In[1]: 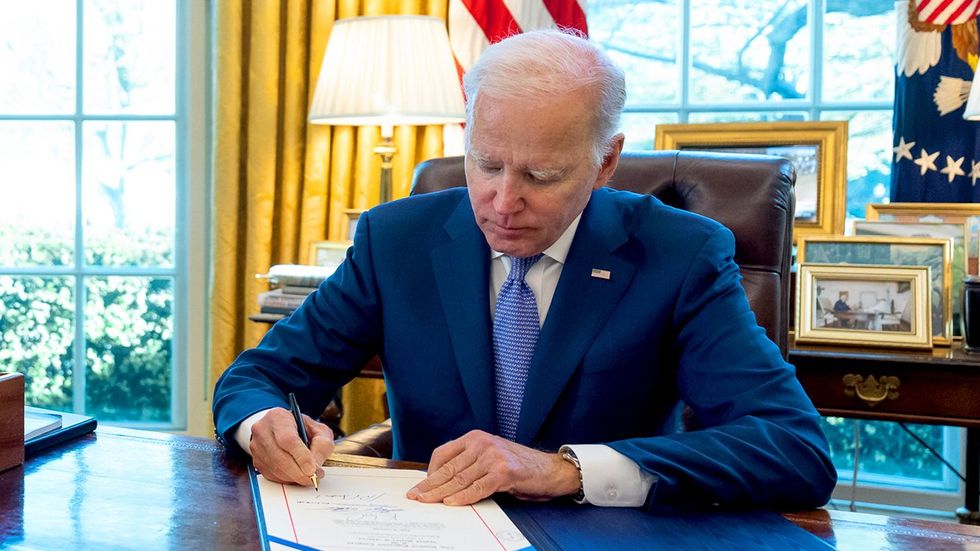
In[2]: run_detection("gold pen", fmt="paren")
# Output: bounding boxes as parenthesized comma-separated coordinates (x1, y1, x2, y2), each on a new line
(288, 392, 319, 492)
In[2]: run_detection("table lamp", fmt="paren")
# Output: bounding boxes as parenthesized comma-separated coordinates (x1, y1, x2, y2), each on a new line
(308, 15, 466, 203)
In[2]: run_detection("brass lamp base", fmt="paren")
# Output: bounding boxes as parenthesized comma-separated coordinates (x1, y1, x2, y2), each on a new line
(374, 136, 396, 204)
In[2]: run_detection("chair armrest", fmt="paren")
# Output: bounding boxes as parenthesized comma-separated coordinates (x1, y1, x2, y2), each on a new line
(332, 419, 393, 458)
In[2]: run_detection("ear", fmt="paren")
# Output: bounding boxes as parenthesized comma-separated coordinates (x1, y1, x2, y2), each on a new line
(593, 133, 625, 190)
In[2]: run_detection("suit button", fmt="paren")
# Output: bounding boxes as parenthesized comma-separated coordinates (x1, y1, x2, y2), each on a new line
(607, 489, 618, 499)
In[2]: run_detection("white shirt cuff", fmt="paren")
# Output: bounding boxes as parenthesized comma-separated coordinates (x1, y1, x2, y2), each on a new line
(233, 409, 271, 456)
(564, 444, 656, 507)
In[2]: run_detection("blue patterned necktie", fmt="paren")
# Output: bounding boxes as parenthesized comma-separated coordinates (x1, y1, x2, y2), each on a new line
(493, 254, 543, 441)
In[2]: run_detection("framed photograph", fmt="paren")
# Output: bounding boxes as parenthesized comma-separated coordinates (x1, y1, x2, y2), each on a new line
(852, 220, 968, 338)
(797, 235, 953, 345)
(342, 209, 366, 241)
(866, 202, 980, 275)
(796, 263, 932, 349)
(654, 121, 848, 242)
(307, 241, 349, 271)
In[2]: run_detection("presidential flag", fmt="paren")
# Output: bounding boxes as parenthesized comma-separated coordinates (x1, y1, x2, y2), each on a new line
(443, 1, 589, 153)
(891, 0, 980, 201)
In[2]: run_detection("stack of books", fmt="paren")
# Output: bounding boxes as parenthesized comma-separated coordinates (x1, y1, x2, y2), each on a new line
(257, 264, 337, 317)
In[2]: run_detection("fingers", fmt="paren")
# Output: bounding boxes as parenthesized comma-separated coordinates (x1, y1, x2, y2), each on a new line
(407, 430, 504, 506)
(305, 415, 334, 476)
(410, 453, 487, 504)
(407, 430, 578, 505)
(249, 408, 320, 487)
(426, 437, 467, 475)
(444, 473, 498, 506)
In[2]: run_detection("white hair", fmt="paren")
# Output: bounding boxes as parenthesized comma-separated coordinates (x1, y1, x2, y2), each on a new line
(462, 29, 626, 166)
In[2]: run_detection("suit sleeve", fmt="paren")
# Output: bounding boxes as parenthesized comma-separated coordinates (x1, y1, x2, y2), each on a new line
(211, 211, 383, 455)
(607, 226, 837, 510)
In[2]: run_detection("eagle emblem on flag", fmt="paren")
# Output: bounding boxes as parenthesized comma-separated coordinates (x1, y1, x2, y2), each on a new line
(892, 0, 980, 200)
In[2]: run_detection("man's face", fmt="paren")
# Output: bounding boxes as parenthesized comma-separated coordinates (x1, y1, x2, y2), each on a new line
(465, 91, 621, 258)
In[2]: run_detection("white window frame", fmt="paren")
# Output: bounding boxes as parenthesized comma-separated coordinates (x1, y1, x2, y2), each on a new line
(0, 0, 208, 432)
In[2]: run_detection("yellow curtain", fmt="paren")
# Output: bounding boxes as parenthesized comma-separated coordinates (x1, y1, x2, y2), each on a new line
(210, 0, 449, 434)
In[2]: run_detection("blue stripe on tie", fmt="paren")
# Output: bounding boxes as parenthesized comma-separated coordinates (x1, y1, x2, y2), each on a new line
(493, 254, 542, 441)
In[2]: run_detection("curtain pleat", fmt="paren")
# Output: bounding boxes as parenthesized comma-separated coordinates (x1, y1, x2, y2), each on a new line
(210, 0, 450, 434)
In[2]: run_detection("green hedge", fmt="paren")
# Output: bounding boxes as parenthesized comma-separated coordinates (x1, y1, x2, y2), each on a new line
(0, 227, 172, 422)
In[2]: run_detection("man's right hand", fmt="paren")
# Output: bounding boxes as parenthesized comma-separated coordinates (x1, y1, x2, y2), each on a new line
(249, 407, 334, 486)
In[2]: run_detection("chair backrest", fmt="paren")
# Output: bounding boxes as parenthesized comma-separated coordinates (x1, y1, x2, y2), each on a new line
(410, 150, 796, 355)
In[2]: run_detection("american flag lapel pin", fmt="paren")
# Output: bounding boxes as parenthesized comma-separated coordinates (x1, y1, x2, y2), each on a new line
(591, 268, 611, 280)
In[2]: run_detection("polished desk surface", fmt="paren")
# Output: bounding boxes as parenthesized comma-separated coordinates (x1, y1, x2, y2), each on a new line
(3, 427, 980, 550)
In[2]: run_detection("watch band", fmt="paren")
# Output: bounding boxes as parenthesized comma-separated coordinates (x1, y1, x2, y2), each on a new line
(559, 446, 586, 503)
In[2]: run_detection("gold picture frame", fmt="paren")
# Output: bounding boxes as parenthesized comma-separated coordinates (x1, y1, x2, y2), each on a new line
(307, 240, 349, 270)
(797, 235, 953, 345)
(852, 219, 969, 339)
(866, 202, 980, 276)
(655, 121, 848, 241)
(342, 208, 367, 241)
(796, 263, 932, 350)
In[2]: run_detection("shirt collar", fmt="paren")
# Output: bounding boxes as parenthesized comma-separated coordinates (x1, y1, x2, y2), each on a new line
(490, 213, 582, 265)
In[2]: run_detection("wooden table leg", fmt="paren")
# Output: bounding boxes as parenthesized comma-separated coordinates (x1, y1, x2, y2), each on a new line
(958, 427, 980, 525)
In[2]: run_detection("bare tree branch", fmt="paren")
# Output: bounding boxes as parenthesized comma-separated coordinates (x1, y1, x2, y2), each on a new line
(596, 1, 892, 100)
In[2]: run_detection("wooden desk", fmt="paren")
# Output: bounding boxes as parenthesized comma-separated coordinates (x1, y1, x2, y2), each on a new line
(790, 341, 980, 522)
(2, 427, 979, 549)
(828, 310, 877, 330)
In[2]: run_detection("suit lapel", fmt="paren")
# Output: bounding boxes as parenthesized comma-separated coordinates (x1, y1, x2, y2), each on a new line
(431, 196, 496, 432)
(516, 190, 636, 444)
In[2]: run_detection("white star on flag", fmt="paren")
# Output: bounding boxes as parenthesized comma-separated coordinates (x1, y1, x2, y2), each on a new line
(893, 136, 915, 161)
(971, 161, 980, 187)
(913, 149, 940, 176)
(939, 156, 966, 183)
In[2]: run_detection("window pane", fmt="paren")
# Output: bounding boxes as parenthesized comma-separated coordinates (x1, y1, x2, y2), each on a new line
(0, 122, 76, 267)
(820, 110, 891, 218)
(83, 0, 176, 114)
(822, 2, 895, 102)
(688, 111, 807, 123)
(622, 112, 680, 151)
(589, 0, 680, 104)
(85, 276, 173, 422)
(0, 276, 75, 411)
(0, 1, 76, 114)
(690, 0, 810, 102)
(821, 418, 956, 488)
(82, 121, 175, 267)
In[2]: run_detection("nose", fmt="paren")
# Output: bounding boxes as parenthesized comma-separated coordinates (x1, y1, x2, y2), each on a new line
(493, 172, 524, 215)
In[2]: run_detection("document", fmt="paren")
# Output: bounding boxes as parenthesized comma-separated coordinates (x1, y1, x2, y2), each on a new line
(24, 409, 62, 441)
(252, 467, 534, 551)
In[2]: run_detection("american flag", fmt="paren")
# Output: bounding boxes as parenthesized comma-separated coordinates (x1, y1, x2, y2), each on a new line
(891, 0, 980, 201)
(443, 1, 589, 153)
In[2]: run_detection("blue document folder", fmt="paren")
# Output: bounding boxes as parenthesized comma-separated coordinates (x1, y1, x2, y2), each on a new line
(498, 498, 834, 551)
(24, 406, 97, 458)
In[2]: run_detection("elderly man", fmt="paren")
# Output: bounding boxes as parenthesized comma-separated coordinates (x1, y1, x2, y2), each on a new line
(213, 29, 836, 511)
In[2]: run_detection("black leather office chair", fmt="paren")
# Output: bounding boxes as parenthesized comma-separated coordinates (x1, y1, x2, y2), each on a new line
(333, 150, 796, 456)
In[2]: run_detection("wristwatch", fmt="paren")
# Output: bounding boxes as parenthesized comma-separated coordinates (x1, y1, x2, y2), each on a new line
(559, 446, 586, 503)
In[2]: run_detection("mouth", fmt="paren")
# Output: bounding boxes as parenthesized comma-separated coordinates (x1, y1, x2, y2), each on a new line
(489, 222, 531, 236)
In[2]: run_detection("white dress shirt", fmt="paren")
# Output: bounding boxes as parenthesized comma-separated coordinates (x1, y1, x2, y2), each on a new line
(235, 213, 655, 506)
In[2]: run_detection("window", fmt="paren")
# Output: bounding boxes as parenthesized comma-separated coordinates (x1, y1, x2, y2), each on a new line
(587, 0, 963, 512)
(0, 0, 186, 428)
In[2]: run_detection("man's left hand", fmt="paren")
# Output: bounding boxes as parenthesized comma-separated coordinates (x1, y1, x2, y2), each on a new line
(406, 430, 581, 505)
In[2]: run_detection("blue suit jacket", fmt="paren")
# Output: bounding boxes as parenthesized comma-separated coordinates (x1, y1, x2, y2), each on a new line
(213, 187, 836, 510)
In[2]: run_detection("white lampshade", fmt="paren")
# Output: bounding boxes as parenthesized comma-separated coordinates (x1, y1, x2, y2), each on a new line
(309, 15, 466, 129)
(965, 75, 980, 121)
